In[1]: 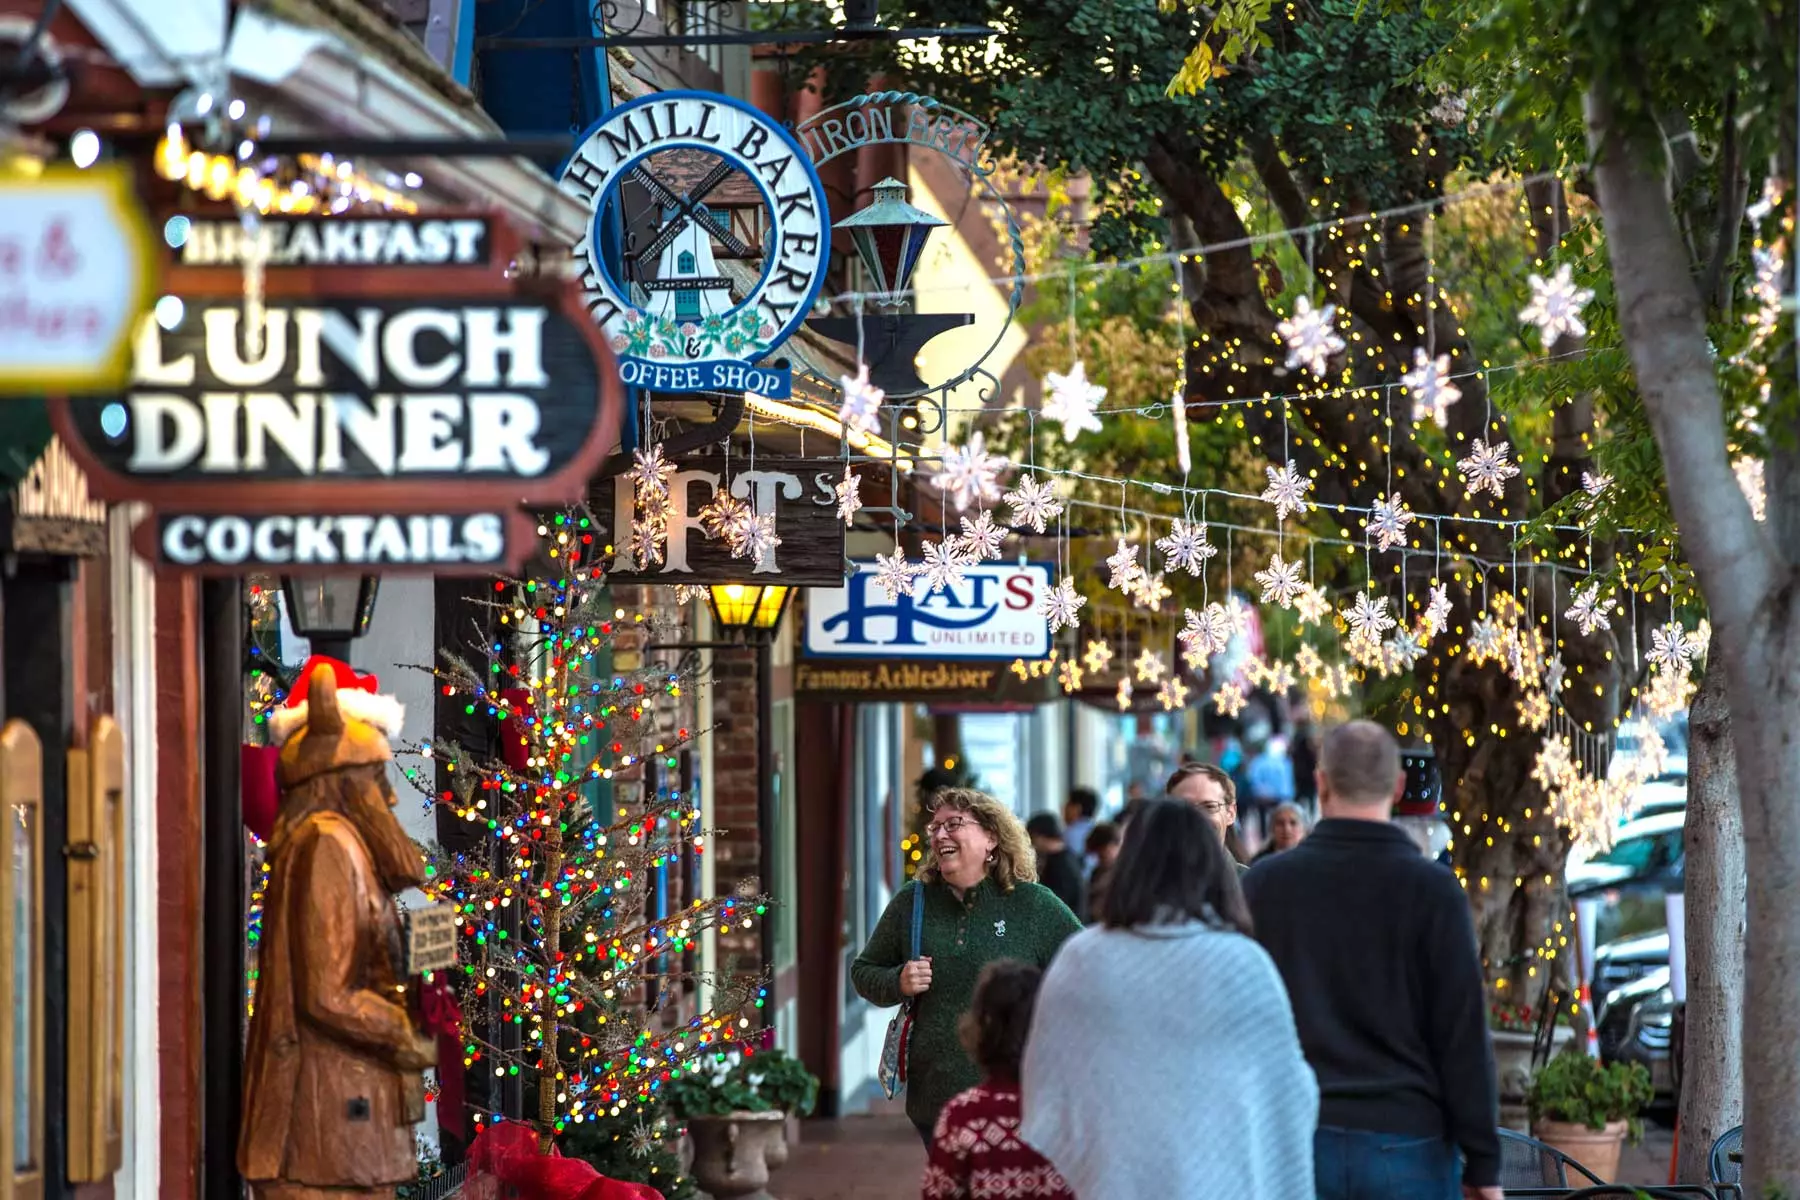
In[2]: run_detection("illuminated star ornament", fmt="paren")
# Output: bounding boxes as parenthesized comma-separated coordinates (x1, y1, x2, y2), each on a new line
(1261, 460, 1314, 520)
(837, 363, 885, 436)
(1003, 474, 1063, 533)
(1213, 681, 1249, 719)
(1402, 348, 1461, 427)
(1368, 493, 1415, 552)
(1157, 518, 1217, 576)
(871, 549, 919, 600)
(834, 470, 863, 524)
(1343, 592, 1396, 640)
(1255, 552, 1306, 608)
(1129, 572, 1172, 612)
(1105, 539, 1146, 592)
(1457, 439, 1519, 500)
(1082, 639, 1115, 674)
(917, 540, 971, 595)
(931, 432, 1008, 511)
(1518, 263, 1595, 349)
(1294, 643, 1323, 677)
(1294, 586, 1333, 626)
(1564, 583, 1614, 636)
(1056, 659, 1085, 693)
(1038, 575, 1087, 633)
(957, 510, 1006, 561)
(1040, 361, 1107, 441)
(1647, 621, 1696, 671)
(1157, 677, 1189, 712)
(1277, 296, 1346, 377)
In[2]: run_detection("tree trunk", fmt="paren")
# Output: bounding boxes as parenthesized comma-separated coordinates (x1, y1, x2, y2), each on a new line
(1676, 653, 1745, 1184)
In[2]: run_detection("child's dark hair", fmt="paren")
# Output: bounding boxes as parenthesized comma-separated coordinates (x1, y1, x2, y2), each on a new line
(957, 959, 1043, 1079)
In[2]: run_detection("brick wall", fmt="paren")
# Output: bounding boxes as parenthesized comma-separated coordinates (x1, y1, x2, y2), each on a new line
(709, 649, 763, 964)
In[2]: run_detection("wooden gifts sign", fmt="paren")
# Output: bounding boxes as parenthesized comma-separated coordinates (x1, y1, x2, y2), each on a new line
(49, 213, 626, 572)
(591, 454, 847, 585)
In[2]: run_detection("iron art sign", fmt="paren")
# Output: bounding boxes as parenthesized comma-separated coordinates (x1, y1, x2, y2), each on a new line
(559, 92, 828, 400)
(592, 454, 846, 585)
(804, 560, 1053, 660)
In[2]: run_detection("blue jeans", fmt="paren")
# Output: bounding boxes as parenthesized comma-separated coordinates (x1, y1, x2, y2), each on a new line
(1314, 1127, 1461, 1200)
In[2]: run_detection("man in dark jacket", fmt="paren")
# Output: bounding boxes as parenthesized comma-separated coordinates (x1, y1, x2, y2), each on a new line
(1025, 812, 1086, 919)
(1243, 721, 1501, 1200)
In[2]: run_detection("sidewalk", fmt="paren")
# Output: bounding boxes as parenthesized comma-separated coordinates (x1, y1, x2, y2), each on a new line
(774, 1108, 923, 1200)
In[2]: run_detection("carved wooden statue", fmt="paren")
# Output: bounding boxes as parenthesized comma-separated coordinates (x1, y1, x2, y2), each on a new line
(240, 660, 436, 1200)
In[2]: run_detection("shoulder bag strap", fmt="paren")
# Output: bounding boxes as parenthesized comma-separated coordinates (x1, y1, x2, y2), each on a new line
(909, 881, 925, 960)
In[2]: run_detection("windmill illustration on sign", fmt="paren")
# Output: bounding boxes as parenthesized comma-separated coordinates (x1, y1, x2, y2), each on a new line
(629, 156, 752, 329)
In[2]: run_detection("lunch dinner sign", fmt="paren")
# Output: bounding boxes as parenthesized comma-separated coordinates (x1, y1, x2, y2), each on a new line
(804, 561, 1053, 661)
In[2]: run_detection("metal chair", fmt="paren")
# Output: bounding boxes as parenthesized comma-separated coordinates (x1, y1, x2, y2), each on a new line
(1555, 1189, 1722, 1199)
(1498, 1128, 1606, 1190)
(1709, 1124, 1743, 1187)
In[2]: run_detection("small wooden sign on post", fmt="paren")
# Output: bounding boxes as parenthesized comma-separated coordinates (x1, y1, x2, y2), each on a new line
(404, 903, 458, 976)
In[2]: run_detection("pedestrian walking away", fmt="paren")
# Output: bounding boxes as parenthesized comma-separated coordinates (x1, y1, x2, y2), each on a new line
(1020, 800, 1318, 1200)
(852, 788, 1083, 1145)
(1243, 720, 1501, 1200)
(921, 960, 1074, 1200)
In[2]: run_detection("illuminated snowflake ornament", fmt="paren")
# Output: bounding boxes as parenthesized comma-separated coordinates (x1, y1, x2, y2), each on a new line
(1213, 681, 1249, 719)
(1056, 659, 1085, 693)
(837, 362, 885, 436)
(1581, 471, 1612, 498)
(1133, 648, 1167, 684)
(1518, 263, 1594, 349)
(1038, 574, 1087, 633)
(629, 521, 665, 569)
(1647, 621, 1696, 672)
(1467, 618, 1505, 663)
(1422, 583, 1453, 638)
(1003, 473, 1063, 533)
(1368, 493, 1415, 552)
(871, 549, 919, 600)
(1383, 627, 1426, 671)
(1082, 639, 1115, 674)
(1115, 677, 1134, 711)
(698, 491, 751, 540)
(1277, 295, 1346, 377)
(917, 539, 971, 595)
(834, 470, 863, 524)
(1105, 539, 1146, 592)
(1532, 735, 1575, 792)
(1517, 690, 1551, 731)
(1342, 591, 1397, 640)
(1157, 677, 1190, 711)
(1261, 460, 1314, 520)
(1041, 361, 1107, 441)
(1457, 439, 1519, 500)
(1294, 643, 1324, 677)
(1157, 518, 1217, 576)
(1544, 656, 1567, 700)
(1294, 586, 1333, 626)
(931, 432, 1008, 511)
(1564, 583, 1614, 636)
(1255, 552, 1306, 608)
(1402, 348, 1462, 427)
(957, 510, 1006, 561)
(1130, 572, 1172, 612)
(629, 443, 678, 502)
(737, 510, 781, 562)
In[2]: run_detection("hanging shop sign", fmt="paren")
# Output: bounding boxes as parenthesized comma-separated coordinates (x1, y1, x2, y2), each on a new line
(45, 212, 625, 573)
(593, 453, 847, 585)
(0, 165, 157, 394)
(559, 92, 829, 400)
(1, 434, 107, 557)
(804, 560, 1053, 660)
(794, 657, 1057, 706)
(172, 215, 494, 270)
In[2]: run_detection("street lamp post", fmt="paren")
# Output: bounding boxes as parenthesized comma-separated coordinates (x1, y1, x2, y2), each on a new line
(281, 575, 381, 663)
(704, 583, 794, 1009)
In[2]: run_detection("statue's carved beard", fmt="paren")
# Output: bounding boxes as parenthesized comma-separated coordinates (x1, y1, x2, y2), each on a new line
(336, 768, 427, 893)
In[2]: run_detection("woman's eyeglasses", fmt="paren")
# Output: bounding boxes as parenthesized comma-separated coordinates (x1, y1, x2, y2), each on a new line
(924, 816, 976, 838)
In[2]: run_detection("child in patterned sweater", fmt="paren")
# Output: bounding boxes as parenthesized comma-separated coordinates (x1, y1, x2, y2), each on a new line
(921, 961, 1074, 1200)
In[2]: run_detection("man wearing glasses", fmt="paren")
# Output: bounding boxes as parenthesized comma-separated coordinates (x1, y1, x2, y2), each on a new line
(1165, 761, 1249, 876)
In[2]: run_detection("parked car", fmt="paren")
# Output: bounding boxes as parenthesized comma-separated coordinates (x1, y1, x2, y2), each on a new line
(1595, 964, 1678, 1101)
(1591, 928, 1670, 999)
(1568, 810, 1684, 945)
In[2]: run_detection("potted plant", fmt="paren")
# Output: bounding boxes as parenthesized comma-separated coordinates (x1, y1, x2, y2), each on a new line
(665, 1055, 785, 1200)
(1489, 998, 1575, 1130)
(736, 1048, 819, 1167)
(1526, 1050, 1655, 1181)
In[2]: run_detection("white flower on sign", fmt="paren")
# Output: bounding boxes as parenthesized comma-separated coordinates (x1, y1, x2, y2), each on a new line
(837, 363, 885, 436)
(1278, 296, 1346, 377)
(1041, 360, 1107, 441)
(1402, 348, 1461, 427)
(1003, 473, 1064, 533)
(1519, 263, 1594, 349)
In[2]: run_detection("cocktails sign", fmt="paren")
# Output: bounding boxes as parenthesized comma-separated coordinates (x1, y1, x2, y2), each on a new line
(559, 93, 829, 400)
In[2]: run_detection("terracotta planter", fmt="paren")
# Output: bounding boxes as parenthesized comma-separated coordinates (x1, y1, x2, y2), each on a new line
(1533, 1118, 1628, 1182)
(687, 1110, 785, 1200)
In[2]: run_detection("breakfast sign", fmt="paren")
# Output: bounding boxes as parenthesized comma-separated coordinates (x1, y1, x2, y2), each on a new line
(48, 212, 626, 572)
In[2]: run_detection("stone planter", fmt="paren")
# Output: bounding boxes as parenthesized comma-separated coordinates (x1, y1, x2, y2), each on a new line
(1533, 1118, 1628, 1182)
(687, 1110, 786, 1200)
(1492, 1025, 1576, 1131)
(761, 1112, 801, 1170)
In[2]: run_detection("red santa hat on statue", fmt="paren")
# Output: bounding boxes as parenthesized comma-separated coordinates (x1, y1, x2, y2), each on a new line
(266, 654, 406, 747)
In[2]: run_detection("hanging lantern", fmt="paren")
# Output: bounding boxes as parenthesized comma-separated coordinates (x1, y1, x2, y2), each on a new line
(834, 177, 948, 310)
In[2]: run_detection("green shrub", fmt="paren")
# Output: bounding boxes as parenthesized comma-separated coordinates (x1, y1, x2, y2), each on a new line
(1526, 1050, 1655, 1137)
(741, 1048, 819, 1117)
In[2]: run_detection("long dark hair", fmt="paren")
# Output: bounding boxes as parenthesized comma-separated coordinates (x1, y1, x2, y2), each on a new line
(957, 959, 1043, 1079)
(1103, 798, 1253, 934)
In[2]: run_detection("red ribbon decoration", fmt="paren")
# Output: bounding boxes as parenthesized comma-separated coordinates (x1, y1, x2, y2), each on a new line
(466, 1121, 662, 1200)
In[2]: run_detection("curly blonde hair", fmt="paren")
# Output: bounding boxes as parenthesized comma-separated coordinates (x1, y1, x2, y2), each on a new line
(917, 787, 1037, 892)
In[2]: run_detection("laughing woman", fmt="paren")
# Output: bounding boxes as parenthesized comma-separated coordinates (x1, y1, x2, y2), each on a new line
(852, 788, 1083, 1145)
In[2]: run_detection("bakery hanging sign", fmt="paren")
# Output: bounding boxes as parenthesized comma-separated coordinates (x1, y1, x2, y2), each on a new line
(559, 92, 828, 400)
(48, 212, 625, 572)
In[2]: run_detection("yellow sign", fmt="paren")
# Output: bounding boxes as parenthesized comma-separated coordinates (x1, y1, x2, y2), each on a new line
(0, 165, 156, 394)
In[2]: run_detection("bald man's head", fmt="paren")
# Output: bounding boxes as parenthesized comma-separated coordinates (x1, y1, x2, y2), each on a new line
(1318, 720, 1404, 813)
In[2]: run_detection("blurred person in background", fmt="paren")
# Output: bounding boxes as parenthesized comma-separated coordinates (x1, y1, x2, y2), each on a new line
(1245, 735, 1296, 846)
(1251, 803, 1309, 863)
(1062, 787, 1099, 869)
(1081, 822, 1121, 924)
(1026, 813, 1087, 918)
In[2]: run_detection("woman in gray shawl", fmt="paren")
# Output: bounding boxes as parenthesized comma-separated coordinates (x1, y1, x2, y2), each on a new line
(1020, 799, 1318, 1199)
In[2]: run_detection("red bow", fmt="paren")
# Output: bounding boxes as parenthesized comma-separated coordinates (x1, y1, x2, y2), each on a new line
(467, 1122, 662, 1200)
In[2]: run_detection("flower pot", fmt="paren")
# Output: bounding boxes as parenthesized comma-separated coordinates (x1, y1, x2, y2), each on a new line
(1532, 1118, 1629, 1183)
(762, 1112, 800, 1170)
(686, 1110, 785, 1200)
(1492, 1025, 1576, 1131)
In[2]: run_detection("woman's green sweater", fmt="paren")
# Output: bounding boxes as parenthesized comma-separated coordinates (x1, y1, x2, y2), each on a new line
(851, 877, 1082, 1130)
